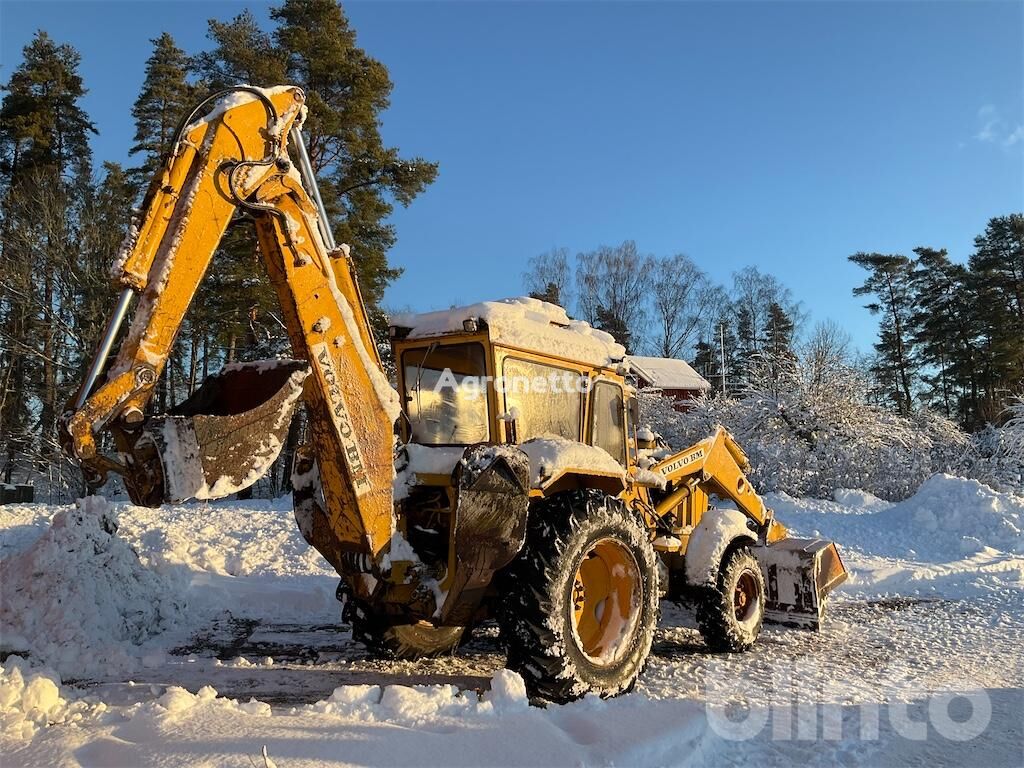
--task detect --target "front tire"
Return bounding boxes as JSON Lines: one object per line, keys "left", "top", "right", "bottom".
{"left": 695, "top": 546, "right": 765, "bottom": 652}
{"left": 498, "top": 492, "right": 659, "bottom": 702}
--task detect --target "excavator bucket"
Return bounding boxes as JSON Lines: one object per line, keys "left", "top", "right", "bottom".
{"left": 755, "top": 538, "right": 848, "bottom": 630}
{"left": 139, "top": 360, "right": 309, "bottom": 504}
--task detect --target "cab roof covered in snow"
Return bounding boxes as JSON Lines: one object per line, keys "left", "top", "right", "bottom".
{"left": 389, "top": 296, "right": 626, "bottom": 368}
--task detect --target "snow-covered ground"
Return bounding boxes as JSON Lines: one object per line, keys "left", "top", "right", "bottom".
{"left": 1, "top": 475, "right": 1022, "bottom": 766}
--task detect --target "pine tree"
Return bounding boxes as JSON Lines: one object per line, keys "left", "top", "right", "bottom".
{"left": 0, "top": 32, "right": 95, "bottom": 484}
{"left": 0, "top": 31, "right": 95, "bottom": 181}
{"left": 194, "top": 0, "right": 438, "bottom": 310}
{"left": 529, "top": 282, "right": 563, "bottom": 306}
{"left": 594, "top": 305, "right": 632, "bottom": 353}
{"left": 131, "top": 33, "right": 196, "bottom": 179}
{"left": 968, "top": 214, "right": 1024, "bottom": 423}
{"left": 909, "top": 248, "right": 970, "bottom": 420}
{"left": 763, "top": 301, "right": 795, "bottom": 358}
{"left": 849, "top": 252, "right": 918, "bottom": 415}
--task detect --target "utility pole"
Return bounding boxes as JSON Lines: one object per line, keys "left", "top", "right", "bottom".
{"left": 719, "top": 322, "right": 727, "bottom": 396}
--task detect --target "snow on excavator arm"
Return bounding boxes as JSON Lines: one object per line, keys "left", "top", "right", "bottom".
{"left": 61, "top": 85, "right": 399, "bottom": 559}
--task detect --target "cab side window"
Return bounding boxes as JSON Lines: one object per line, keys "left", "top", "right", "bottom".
{"left": 502, "top": 358, "right": 582, "bottom": 442}
{"left": 589, "top": 381, "right": 626, "bottom": 464}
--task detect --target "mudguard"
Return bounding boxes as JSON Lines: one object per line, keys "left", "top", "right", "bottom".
{"left": 684, "top": 507, "right": 757, "bottom": 587}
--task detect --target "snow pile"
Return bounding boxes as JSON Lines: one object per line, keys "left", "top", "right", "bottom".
{"left": 768, "top": 474, "right": 1024, "bottom": 598}
{"left": 0, "top": 497, "right": 183, "bottom": 677}
{"left": 0, "top": 657, "right": 97, "bottom": 740}
{"left": 772, "top": 474, "right": 1023, "bottom": 562}
{"left": 391, "top": 297, "right": 625, "bottom": 367}
{"left": 519, "top": 435, "right": 626, "bottom": 489}
{"left": 308, "top": 669, "right": 529, "bottom": 723}
{"left": 147, "top": 685, "right": 271, "bottom": 718}
{"left": 876, "top": 474, "right": 1023, "bottom": 559}
{"left": 832, "top": 488, "right": 891, "bottom": 509}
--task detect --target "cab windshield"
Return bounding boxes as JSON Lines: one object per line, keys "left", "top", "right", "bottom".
{"left": 402, "top": 343, "right": 489, "bottom": 445}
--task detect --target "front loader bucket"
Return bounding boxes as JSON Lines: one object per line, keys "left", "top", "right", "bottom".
{"left": 754, "top": 538, "right": 848, "bottom": 630}
{"left": 139, "top": 360, "right": 309, "bottom": 503}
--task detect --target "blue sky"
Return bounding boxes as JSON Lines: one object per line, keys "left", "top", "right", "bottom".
{"left": 2, "top": 0, "right": 1022, "bottom": 354}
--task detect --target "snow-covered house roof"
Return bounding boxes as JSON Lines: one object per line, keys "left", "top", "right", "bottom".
{"left": 390, "top": 297, "right": 626, "bottom": 368}
{"left": 625, "top": 355, "right": 710, "bottom": 391}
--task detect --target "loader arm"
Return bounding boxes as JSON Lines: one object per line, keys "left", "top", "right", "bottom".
{"left": 62, "top": 85, "right": 399, "bottom": 558}
{"left": 650, "top": 427, "right": 848, "bottom": 628}
{"left": 651, "top": 426, "right": 774, "bottom": 530}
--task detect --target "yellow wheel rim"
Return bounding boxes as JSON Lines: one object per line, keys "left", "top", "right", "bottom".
{"left": 734, "top": 570, "right": 759, "bottom": 622}
{"left": 570, "top": 538, "right": 641, "bottom": 666}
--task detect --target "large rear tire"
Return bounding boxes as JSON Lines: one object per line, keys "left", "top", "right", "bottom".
{"left": 695, "top": 546, "right": 765, "bottom": 652}
{"left": 497, "top": 492, "right": 659, "bottom": 702}
{"left": 350, "top": 603, "right": 465, "bottom": 660}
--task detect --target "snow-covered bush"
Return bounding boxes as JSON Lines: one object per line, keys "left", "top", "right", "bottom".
{"left": 638, "top": 356, "right": 990, "bottom": 501}
{"left": 955, "top": 396, "right": 1024, "bottom": 492}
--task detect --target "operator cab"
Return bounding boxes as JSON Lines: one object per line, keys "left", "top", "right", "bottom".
{"left": 389, "top": 297, "right": 631, "bottom": 466}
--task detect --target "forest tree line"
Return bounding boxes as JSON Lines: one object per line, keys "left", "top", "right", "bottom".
{"left": 523, "top": 216, "right": 1023, "bottom": 433}
{"left": 0, "top": 0, "right": 436, "bottom": 495}
{"left": 1, "top": 0, "right": 1020, "bottom": 499}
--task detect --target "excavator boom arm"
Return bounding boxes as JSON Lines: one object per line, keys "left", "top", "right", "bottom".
{"left": 62, "top": 86, "right": 399, "bottom": 558}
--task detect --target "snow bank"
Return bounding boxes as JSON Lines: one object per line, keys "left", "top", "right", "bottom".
{"left": 391, "top": 297, "right": 625, "bottom": 367}
{"left": 0, "top": 497, "right": 183, "bottom": 677}
{"left": 878, "top": 474, "right": 1023, "bottom": 559}
{"left": 768, "top": 474, "right": 1024, "bottom": 598}
{"left": 307, "top": 669, "right": 529, "bottom": 723}
{"left": 148, "top": 684, "right": 271, "bottom": 718}
{"left": 832, "top": 488, "right": 891, "bottom": 509}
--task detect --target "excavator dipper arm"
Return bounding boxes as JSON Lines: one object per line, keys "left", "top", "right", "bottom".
{"left": 62, "top": 86, "right": 399, "bottom": 560}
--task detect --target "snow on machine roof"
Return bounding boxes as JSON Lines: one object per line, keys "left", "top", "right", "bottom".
{"left": 390, "top": 297, "right": 626, "bottom": 368}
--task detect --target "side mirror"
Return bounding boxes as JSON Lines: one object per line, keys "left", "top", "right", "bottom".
{"left": 628, "top": 396, "right": 640, "bottom": 426}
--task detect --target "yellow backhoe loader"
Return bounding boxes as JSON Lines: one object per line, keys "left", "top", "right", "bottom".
{"left": 61, "top": 85, "right": 846, "bottom": 702}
